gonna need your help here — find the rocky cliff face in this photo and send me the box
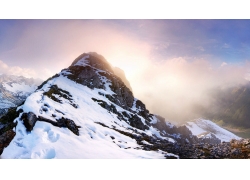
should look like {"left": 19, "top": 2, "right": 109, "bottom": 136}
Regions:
{"left": 0, "top": 52, "right": 248, "bottom": 159}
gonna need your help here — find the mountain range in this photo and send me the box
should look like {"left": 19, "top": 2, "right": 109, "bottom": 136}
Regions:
{"left": 0, "top": 52, "right": 249, "bottom": 159}
{"left": 0, "top": 74, "right": 41, "bottom": 117}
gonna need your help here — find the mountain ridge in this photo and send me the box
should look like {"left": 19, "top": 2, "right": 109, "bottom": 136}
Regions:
{"left": 1, "top": 52, "right": 249, "bottom": 159}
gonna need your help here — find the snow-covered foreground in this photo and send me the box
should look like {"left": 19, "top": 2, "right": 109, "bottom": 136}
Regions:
{"left": 185, "top": 119, "right": 241, "bottom": 142}
{"left": 2, "top": 75, "right": 172, "bottom": 159}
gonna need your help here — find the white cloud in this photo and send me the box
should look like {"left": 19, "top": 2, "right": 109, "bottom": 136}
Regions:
{"left": 0, "top": 60, "right": 36, "bottom": 78}
{"left": 221, "top": 62, "right": 228, "bottom": 67}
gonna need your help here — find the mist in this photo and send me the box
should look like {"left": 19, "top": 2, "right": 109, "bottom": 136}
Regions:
{"left": 129, "top": 57, "right": 250, "bottom": 125}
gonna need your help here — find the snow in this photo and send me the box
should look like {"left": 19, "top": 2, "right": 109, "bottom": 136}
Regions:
{"left": 141, "top": 140, "right": 152, "bottom": 145}
{"left": 185, "top": 121, "right": 207, "bottom": 136}
{"left": 2, "top": 75, "right": 171, "bottom": 159}
{"left": 2, "top": 82, "right": 36, "bottom": 95}
{"left": 150, "top": 116, "right": 158, "bottom": 124}
{"left": 185, "top": 119, "right": 241, "bottom": 142}
{"left": 166, "top": 121, "right": 174, "bottom": 128}
{"left": 73, "top": 55, "right": 90, "bottom": 67}
{"left": 131, "top": 98, "right": 138, "bottom": 112}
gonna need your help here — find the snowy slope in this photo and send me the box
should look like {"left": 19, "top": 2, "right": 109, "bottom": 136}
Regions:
{"left": 1, "top": 54, "right": 177, "bottom": 159}
{"left": 185, "top": 119, "right": 241, "bottom": 142}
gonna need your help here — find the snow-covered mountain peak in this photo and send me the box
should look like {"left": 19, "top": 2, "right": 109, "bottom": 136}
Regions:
{"left": 70, "top": 52, "right": 114, "bottom": 73}
{"left": 1, "top": 52, "right": 246, "bottom": 159}
{"left": 1, "top": 53, "right": 182, "bottom": 158}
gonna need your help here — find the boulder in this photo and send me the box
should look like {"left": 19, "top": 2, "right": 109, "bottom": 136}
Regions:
{"left": 21, "top": 112, "right": 38, "bottom": 131}
{"left": 0, "top": 129, "right": 16, "bottom": 155}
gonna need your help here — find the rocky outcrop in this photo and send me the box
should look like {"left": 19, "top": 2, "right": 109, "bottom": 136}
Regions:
{"left": 21, "top": 112, "right": 37, "bottom": 131}
{"left": 65, "top": 52, "right": 134, "bottom": 111}
{"left": 0, "top": 108, "right": 19, "bottom": 155}
{"left": 0, "top": 130, "right": 16, "bottom": 155}
{"left": 20, "top": 112, "right": 81, "bottom": 136}
{"left": 112, "top": 67, "right": 133, "bottom": 92}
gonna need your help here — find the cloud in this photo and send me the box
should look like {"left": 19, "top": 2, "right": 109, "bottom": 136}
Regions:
{"left": 221, "top": 62, "right": 227, "bottom": 67}
{"left": 126, "top": 56, "right": 250, "bottom": 124}
{"left": 0, "top": 60, "right": 36, "bottom": 78}
{"left": 222, "top": 43, "right": 230, "bottom": 48}
{"left": 0, "top": 20, "right": 153, "bottom": 80}
{"left": 197, "top": 46, "right": 205, "bottom": 51}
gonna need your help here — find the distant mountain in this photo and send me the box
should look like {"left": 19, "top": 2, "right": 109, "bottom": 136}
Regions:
{"left": 0, "top": 74, "right": 42, "bottom": 116}
{"left": 184, "top": 119, "right": 241, "bottom": 142}
{"left": 193, "top": 83, "right": 250, "bottom": 129}
{"left": 1, "top": 52, "right": 249, "bottom": 159}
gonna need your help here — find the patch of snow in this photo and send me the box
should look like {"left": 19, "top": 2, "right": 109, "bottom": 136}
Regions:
{"left": 131, "top": 98, "right": 138, "bottom": 112}
{"left": 141, "top": 140, "right": 153, "bottom": 145}
{"left": 185, "top": 121, "right": 207, "bottom": 136}
{"left": 150, "top": 116, "right": 158, "bottom": 124}
{"left": 73, "top": 55, "right": 90, "bottom": 67}
{"left": 166, "top": 121, "right": 174, "bottom": 128}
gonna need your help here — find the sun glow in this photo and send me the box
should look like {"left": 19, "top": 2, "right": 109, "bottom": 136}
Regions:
{"left": 107, "top": 53, "right": 150, "bottom": 82}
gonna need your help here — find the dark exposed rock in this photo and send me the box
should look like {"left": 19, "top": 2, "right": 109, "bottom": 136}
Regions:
{"left": 67, "top": 66, "right": 104, "bottom": 90}
{"left": 21, "top": 112, "right": 81, "bottom": 136}
{"left": 39, "top": 116, "right": 81, "bottom": 136}
{"left": 134, "top": 100, "right": 150, "bottom": 120}
{"left": 66, "top": 52, "right": 134, "bottom": 111}
{"left": 199, "top": 133, "right": 221, "bottom": 144}
{"left": 112, "top": 66, "right": 133, "bottom": 92}
{"left": 44, "top": 85, "right": 78, "bottom": 108}
{"left": 21, "top": 112, "right": 38, "bottom": 131}
{"left": 71, "top": 52, "right": 114, "bottom": 73}
{"left": 96, "top": 119, "right": 250, "bottom": 159}
{"left": 129, "top": 115, "right": 149, "bottom": 131}
{"left": 0, "top": 129, "right": 16, "bottom": 155}
{"left": 0, "top": 107, "right": 20, "bottom": 155}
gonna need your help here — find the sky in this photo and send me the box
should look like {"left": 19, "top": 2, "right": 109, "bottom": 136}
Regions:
{"left": 1, "top": 19, "right": 250, "bottom": 123}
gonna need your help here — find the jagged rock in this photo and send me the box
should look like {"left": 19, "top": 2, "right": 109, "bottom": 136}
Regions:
{"left": 112, "top": 67, "right": 133, "bottom": 92}
{"left": 0, "top": 129, "right": 16, "bottom": 155}
{"left": 21, "top": 112, "right": 38, "bottom": 131}
{"left": 21, "top": 111, "right": 80, "bottom": 136}
{"left": 67, "top": 53, "right": 134, "bottom": 111}
{"left": 129, "top": 115, "right": 149, "bottom": 130}
{"left": 57, "top": 117, "right": 80, "bottom": 136}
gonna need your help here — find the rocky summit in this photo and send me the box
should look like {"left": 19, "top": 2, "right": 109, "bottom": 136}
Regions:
{"left": 1, "top": 52, "right": 250, "bottom": 159}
